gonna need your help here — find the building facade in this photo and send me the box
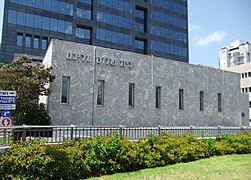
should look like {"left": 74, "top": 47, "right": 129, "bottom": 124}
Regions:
{"left": 225, "top": 63, "right": 251, "bottom": 126}
{"left": 219, "top": 40, "right": 251, "bottom": 69}
{"left": 42, "top": 39, "right": 248, "bottom": 126}
{"left": 0, "top": 0, "right": 188, "bottom": 63}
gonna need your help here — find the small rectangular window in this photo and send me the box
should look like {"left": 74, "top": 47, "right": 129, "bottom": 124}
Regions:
{"left": 42, "top": 37, "right": 48, "bottom": 50}
{"left": 218, "top": 93, "right": 222, "bottom": 112}
{"left": 179, "top": 89, "right": 184, "bottom": 110}
{"left": 249, "top": 101, "right": 251, "bottom": 108}
{"left": 199, "top": 91, "right": 204, "bottom": 111}
{"left": 34, "top": 36, "right": 39, "bottom": 49}
{"left": 61, "top": 76, "right": 70, "bottom": 104}
{"left": 97, "top": 80, "right": 104, "bottom": 106}
{"left": 129, "top": 83, "right": 135, "bottom": 107}
{"left": 17, "top": 33, "right": 23, "bottom": 46}
{"left": 156, "top": 86, "right": 161, "bottom": 109}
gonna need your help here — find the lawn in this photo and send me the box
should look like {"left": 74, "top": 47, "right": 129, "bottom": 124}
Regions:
{"left": 89, "top": 154, "right": 251, "bottom": 180}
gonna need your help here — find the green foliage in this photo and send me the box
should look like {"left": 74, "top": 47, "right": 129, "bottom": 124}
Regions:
{"left": 0, "top": 55, "right": 55, "bottom": 125}
{"left": 0, "top": 132, "right": 251, "bottom": 179}
{"left": 0, "top": 62, "right": 5, "bottom": 68}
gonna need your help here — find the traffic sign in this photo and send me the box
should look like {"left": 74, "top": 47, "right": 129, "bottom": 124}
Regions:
{"left": 1, "top": 117, "right": 12, "bottom": 127}
{"left": 1, "top": 110, "right": 11, "bottom": 117}
{"left": 0, "top": 91, "right": 16, "bottom": 110}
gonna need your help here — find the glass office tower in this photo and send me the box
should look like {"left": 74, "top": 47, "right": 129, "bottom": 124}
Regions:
{"left": 0, "top": 0, "right": 188, "bottom": 63}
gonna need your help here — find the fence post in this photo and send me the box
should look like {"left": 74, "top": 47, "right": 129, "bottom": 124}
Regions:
{"left": 70, "top": 124, "right": 75, "bottom": 140}
{"left": 119, "top": 125, "right": 125, "bottom": 138}
{"left": 22, "top": 124, "right": 28, "bottom": 141}
{"left": 241, "top": 126, "right": 244, "bottom": 133}
{"left": 217, "top": 126, "right": 221, "bottom": 136}
{"left": 3, "top": 128, "right": 7, "bottom": 145}
{"left": 158, "top": 125, "right": 162, "bottom": 136}
{"left": 190, "top": 126, "right": 194, "bottom": 134}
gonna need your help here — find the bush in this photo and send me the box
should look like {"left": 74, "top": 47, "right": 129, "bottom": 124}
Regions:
{"left": 0, "top": 132, "right": 251, "bottom": 179}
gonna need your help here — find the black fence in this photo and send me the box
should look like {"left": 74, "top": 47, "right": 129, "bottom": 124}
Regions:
{"left": 1, "top": 125, "right": 251, "bottom": 146}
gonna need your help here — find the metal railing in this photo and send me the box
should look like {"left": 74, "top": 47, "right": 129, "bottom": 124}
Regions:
{"left": 1, "top": 125, "right": 251, "bottom": 146}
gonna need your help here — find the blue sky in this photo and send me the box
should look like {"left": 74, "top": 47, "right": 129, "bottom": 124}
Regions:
{"left": 0, "top": 0, "right": 251, "bottom": 68}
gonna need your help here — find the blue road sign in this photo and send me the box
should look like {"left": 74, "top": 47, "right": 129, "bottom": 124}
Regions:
{"left": 0, "top": 91, "right": 16, "bottom": 110}
{"left": 1, "top": 110, "right": 11, "bottom": 117}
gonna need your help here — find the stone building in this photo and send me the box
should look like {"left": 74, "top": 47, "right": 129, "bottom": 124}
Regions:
{"left": 42, "top": 39, "right": 248, "bottom": 126}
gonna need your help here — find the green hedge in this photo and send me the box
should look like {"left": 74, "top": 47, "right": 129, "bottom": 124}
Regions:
{"left": 0, "top": 132, "right": 251, "bottom": 179}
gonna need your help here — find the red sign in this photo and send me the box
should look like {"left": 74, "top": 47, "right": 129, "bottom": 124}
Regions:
{"left": 1, "top": 117, "right": 11, "bottom": 126}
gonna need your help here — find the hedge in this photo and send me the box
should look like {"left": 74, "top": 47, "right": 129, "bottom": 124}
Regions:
{"left": 0, "top": 131, "right": 250, "bottom": 179}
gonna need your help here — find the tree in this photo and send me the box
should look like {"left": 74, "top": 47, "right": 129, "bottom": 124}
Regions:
{"left": 0, "top": 62, "right": 4, "bottom": 68}
{"left": 0, "top": 55, "right": 55, "bottom": 125}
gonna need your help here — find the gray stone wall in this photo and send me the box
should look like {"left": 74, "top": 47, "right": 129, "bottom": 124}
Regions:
{"left": 44, "top": 39, "right": 243, "bottom": 126}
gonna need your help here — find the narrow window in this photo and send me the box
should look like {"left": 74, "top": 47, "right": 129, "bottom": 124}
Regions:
{"left": 156, "top": 86, "right": 161, "bottom": 109}
{"left": 25, "top": 35, "right": 31, "bottom": 47}
{"left": 218, "top": 93, "right": 222, "bottom": 112}
{"left": 179, "top": 89, "right": 184, "bottom": 110}
{"left": 97, "top": 80, "right": 104, "bottom": 106}
{"left": 42, "top": 37, "right": 48, "bottom": 50}
{"left": 17, "top": 33, "right": 23, "bottom": 46}
{"left": 34, "top": 36, "right": 39, "bottom": 48}
{"left": 61, "top": 76, "right": 70, "bottom": 104}
{"left": 128, "top": 83, "right": 135, "bottom": 107}
{"left": 199, "top": 91, "right": 204, "bottom": 111}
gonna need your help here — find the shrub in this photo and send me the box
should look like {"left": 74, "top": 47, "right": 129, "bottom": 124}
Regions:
{"left": 0, "top": 132, "right": 251, "bottom": 179}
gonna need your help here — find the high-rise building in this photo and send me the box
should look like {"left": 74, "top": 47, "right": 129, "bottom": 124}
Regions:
{"left": 219, "top": 40, "right": 251, "bottom": 69}
{"left": 0, "top": 0, "right": 188, "bottom": 63}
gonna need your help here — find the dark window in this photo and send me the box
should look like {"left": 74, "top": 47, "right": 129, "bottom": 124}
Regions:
{"left": 179, "top": 89, "right": 184, "bottom": 110}
{"left": 135, "top": 39, "right": 146, "bottom": 54}
{"left": 76, "top": 27, "right": 92, "bottom": 44}
{"left": 199, "top": 91, "right": 204, "bottom": 111}
{"left": 34, "top": 36, "right": 39, "bottom": 49}
{"left": 17, "top": 33, "right": 23, "bottom": 46}
{"left": 25, "top": 35, "right": 31, "bottom": 47}
{"left": 97, "top": 80, "right": 104, "bottom": 106}
{"left": 156, "top": 86, "right": 161, "bottom": 109}
{"left": 41, "top": 37, "right": 48, "bottom": 50}
{"left": 249, "top": 101, "right": 251, "bottom": 108}
{"left": 218, "top": 93, "right": 222, "bottom": 112}
{"left": 135, "top": 8, "right": 147, "bottom": 33}
{"left": 61, "top": 76, "right": 70, "bottom": 104}
{"left": 129, "top": 83, "right": 135, "bottom": 107}
{"left": 241, "top": 112, "right": 245, "bottom": 117}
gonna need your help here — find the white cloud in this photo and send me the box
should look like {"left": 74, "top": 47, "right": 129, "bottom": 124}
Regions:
{"left": 196, "top": 31, "right": 228, "bottom": 46}
{"left": 188, "top": 23, "right": 201, "bottom": 32}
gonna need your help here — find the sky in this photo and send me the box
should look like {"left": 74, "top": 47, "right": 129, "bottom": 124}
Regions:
{"left": 0, "top": 0, "right": 251, "bottom": 68}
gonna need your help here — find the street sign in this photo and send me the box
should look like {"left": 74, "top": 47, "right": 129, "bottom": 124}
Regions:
{"left": 1, "top": 110, "right": 11, "bottom": 117}
{"left": 1, "top": 117, "right": 11, "bottom": 127}
{"left": 0, "top": 91, "right": 16, "bottom": 110}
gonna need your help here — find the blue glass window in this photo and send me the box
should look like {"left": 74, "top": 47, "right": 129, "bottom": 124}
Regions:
{"left": 150, "top": 40, "right": 187, "bottom": 58}
{"left": 17, "top": 11, "right": 25, "bottom": 26}
{"left": 97, "top": 0, "right": 132, "bottom": 14}
{"left": 34, "top": 15, "right": 42, "bottom": 29}
{"left": 34, "top": 36, "right": 39, "bottom": 49}
{"left": 25, "top": 13, "right": 34, "bottom": 27}
{"left": 150, "top": 0, "right": 187, "bottom": 15}
{"left": 96, "top": 28, "right": 132, "bottom": 45}
{"left": 97, "top": 11, "right": 132, "bottom": 29}
{"left": 25, "top": 35, "right": 31, "bottom": 48}
{"left": 8, "top": 10, "right": 17, "bottom": 24}
{"left": 77, "top": 8, "right": 91, "bottom": 20}
{"left": 17, "top": 33, "right": 23, "bottom": 46}
{"left": 135, "top": 8, "right": 146, "bottom": 33}
{"left": 42, "top": 37, "right": 47, "bottom": 50}
{"left": 8, "top": 10, "right": 73, "bottom": 35}
{"left": 135, "top": 39, "right": 146, "bottom": 54}
{"left": 76, "top": 27, "right": 91, "bottom": 44}
{"left": 150, "top": 10, "right": 187, "bottom": 29}
{"left": 11, "top": 0, "right": 73, "bottom": 16}
{"left": 79, "top": 0, "right": 92, "bottom": 4}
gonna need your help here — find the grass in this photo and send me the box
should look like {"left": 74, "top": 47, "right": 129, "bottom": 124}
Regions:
{"left": 89, "top": 154, "right": 251, "bottom": 180}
